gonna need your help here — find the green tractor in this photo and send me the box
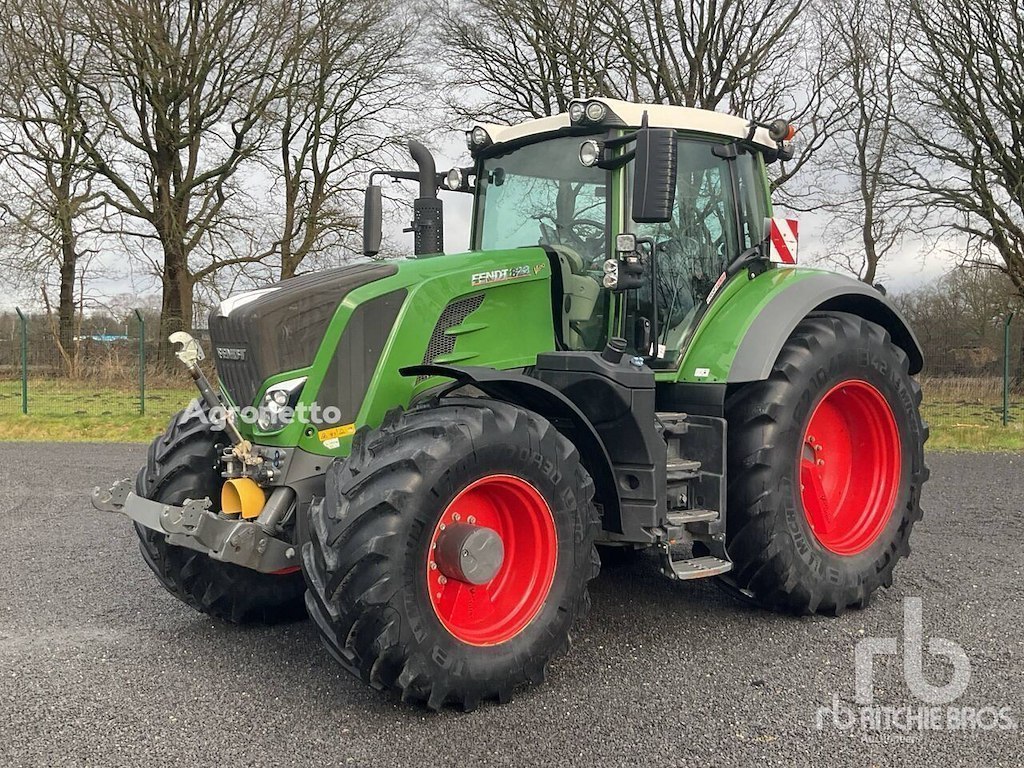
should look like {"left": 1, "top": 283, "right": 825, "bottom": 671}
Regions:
{"left": 93, "top": 98, "right": 928, "bottom": 710}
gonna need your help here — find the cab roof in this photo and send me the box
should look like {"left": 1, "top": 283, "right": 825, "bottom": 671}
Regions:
{"left": 470, "top": 97, "right": 782, "bottom": 155}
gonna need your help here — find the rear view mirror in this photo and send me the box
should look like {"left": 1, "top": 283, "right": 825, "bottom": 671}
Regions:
{"left": 363, "top": 184, "right": 382, "bottom": 257}
{"left": 631, "top": 127, "right": 677, "bottom": 224}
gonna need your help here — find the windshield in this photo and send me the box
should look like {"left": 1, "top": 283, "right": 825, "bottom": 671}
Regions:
{"left": 475, "top": 135, "right": 608, "bottom": 268}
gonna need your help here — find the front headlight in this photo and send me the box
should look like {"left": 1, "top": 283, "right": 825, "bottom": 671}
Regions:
{"left": 256, "top": 376, "right": 306, "bottom": 433}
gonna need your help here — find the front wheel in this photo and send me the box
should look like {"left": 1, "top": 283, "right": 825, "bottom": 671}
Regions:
{"left": 301, "top": 398, "right": 601, "bottom": 710}
{"left": 135, "top": 403, "right": 307, "bottom": 624}
{"left": 723, "top": 312, "right": 928, "bottom": 615}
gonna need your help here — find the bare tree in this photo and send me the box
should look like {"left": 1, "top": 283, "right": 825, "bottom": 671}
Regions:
{"left": 600, "top": 0, "right": 803, "bottom": 110}
{"left": 433, "top": 0, "right": 836, "bottom": 199}
{"left": 62, "top": 0, "right": 297, "bottom": 359}
{"left": 268, "top": 0, "right": 417, "bottom": 278}
{"left": 0, "top": 0, "right": 102, "bottom": 371}
{"left": 893, "top": 265, "right": 1021, "bottom": 380}
{"left": 812, "top": 0, "right": 912, "bottom": 284}
{"left": 900, "top": 0, "right": 1024, "bottom": 295}
{"left": 431, "top": 0, "right": 619, "bottom": 122}
{"left": 601, "top": 0, "right": 844, "bottom": 194}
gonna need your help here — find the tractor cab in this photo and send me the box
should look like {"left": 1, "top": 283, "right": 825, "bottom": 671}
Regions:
{"left": 367, "top": 98, "right": 794, "bottom": 369}
{"left": 462, "top": 99, "right": 786, "bottom": 364}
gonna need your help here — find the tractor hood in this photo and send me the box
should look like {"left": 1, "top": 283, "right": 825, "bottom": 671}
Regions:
{"left": 208, "top": 262, "right": 398, "bottom": 405}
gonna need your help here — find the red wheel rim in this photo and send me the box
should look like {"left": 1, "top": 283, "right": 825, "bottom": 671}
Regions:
{"left": 426, "top": 475, "right": 557, "bottom": 646}
{"left": 798, "top": 380, "right": 902, "bottom": 556}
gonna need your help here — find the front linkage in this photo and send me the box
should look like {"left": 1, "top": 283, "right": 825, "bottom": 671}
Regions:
{"left": 91, "top": 480, "right": 296, "bottom": 573}
{"left": 90, "top": 332, "right": 297, "bottom": 574}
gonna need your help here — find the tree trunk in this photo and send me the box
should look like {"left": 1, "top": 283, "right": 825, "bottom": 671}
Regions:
{"left": 157, "top": 242, "right": 193, "bottom": 366}
{"left": 281, "top": 241, "right": 298, "bottom": 279}
{"left": 57, "top": 217, "right": 77, "bottom": 373}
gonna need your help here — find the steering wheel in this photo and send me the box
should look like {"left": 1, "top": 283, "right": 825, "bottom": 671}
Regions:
{"left": 566, "top": 218, "right": 605, "bottom": 268}
{"left": 568, "top": 217, "right": 604, "bottom": 239}
{"left": 538, "top": 217, "right": 606, "bottom": 268}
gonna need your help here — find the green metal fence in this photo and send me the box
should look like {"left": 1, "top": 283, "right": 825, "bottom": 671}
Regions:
{"left": 1, "top": 305, "right": 1022, "bottom": 432}
{"left": 0, "top": 308, "right": 151, "bottom": 418}
{"left": 915, "top": 311, "right": 1024, "bottom": 433}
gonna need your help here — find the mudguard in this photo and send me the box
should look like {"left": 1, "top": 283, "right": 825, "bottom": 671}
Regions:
{"left": 400, "top": 364, "right": 621, "bottom": 525}
{"left": 728, "top": 272, "right": 923, "bottom": 381}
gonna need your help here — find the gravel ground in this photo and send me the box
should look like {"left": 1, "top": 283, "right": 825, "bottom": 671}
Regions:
{"left": 0, "top": 444, "right": 1020, "bottom": 767}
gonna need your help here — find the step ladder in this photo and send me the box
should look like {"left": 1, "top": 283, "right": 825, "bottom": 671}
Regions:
{"left": 656, "top": 411, "right": 731, "bottom": 581}
{"left": 659, "top": 550, "right": 733, "bottom": 581}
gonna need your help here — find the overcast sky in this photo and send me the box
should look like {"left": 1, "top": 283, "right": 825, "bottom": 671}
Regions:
{"left": 0, "top": 127, "right": 953, "bottom": 314}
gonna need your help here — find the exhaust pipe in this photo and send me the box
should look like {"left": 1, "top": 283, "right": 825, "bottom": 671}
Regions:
{"left": 408, "top": 140, "right": 443, "bottom": 256}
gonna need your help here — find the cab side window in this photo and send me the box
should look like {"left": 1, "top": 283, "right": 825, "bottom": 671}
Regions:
{"left": 629, "top": 140, "right": 769, "bottom": 361}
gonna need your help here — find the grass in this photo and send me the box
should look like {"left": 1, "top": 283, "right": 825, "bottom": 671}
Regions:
{"left": 1, "top": 377, "right": 1023, "bottom": 451}
{"left": 0, "top": 379, "right": 193, "bottom": 442}
{"left": 920, "top": 399, "right": 1024, "bottom": 451}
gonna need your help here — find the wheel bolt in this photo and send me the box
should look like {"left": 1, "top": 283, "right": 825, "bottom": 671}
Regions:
{"left": 814, "top": 444, "right": 823, "bottom": 452}
{"left": 808, "top": 435, "right": 816, "bottom": 443}
{"left": 430, "top": 561, "right": 437, "bottom": 570}
{"left": 439, "top": 523, "right": 446, "bottom": 531}
{"left": 453, "top": 513, "right": 460, "bottom": 521}
{"left": 438, "top": 575, "right": 447, "bottom": 585}
{"left": 467, "top": 516, "right": 476, "bottom": 524}
{"left": 817, "top": 459, "right": 825, "bottom": 466}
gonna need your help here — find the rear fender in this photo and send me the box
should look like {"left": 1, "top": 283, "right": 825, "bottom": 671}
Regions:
{"left": 728, "top": 272, "right": 923, "bottom": 381}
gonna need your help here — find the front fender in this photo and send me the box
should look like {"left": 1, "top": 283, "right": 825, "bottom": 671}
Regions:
{"left": 400, "top": 364, "right": 621, "bottom": 528}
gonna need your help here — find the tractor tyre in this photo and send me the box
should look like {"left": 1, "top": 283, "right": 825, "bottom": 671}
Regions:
{"left": 134, "top": 403, "right": 306, "bottom": 624}
{"left": 723, "top": 312, "right": 928, "bottom": 615}
{"left": 301, "top": 398, "right": 601, "bottom": 710}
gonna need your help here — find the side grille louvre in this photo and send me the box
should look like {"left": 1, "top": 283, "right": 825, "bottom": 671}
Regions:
{"left": 418, "top": 294, "right": 485, "bottom": 381}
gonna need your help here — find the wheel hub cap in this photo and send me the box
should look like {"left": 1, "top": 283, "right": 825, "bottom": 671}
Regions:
{"left": 434, "top": 523, "right": 505, "bottom": 585}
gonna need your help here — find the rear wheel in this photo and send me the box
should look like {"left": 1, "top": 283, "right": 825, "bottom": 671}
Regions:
{"left": 723, "top": 312, "right": 928, "bottom": 615}
{"left": 301, "top": 398, "right": 600, "bottom": 710}
{"left": 134, "top": 403, "right": 306, "bottom": 624}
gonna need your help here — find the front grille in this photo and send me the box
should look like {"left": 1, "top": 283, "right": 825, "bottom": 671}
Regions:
{"left": 209, "top": 314, "right": 263, "bottom": 406}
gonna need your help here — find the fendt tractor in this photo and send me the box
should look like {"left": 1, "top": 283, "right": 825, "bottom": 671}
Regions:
{"left": 93, "top": 98, "right": 928, "bottom": 710}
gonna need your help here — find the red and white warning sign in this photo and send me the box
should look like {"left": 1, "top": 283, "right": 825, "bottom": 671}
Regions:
{"left": 766, "top": 217, "right": 799, "bottom": 264}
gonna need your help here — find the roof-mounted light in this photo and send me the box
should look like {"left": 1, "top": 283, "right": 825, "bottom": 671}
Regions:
{"left": 568, "top": 99, "right": 610, "bottom": 125}
{"left": 585, "top": 101, "right": 607, "bottom": 122}
{"left": 466, "top": 126, "right": 491, "bottom": 151}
